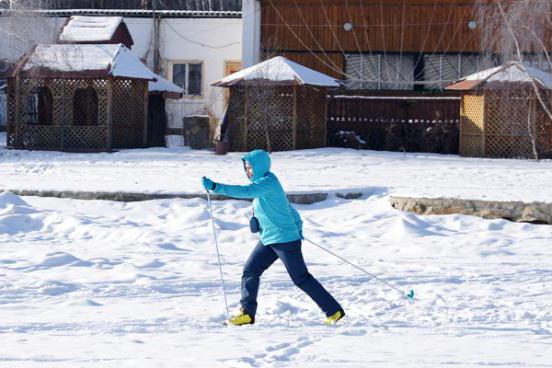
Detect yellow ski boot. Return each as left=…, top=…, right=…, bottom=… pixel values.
left=324, top=309, right=345, bottom=325
left=224, top=310, right=255, bottom=326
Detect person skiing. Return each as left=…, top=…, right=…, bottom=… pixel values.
left=202, top=149, right=344, bottom=326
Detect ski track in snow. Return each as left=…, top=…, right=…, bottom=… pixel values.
left=0, top=191, right=551, bottom=367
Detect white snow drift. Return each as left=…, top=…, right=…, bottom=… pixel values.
left=0, top=192, right=551, bottom=367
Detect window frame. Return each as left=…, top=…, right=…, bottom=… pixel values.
left=169, top=60, right=203, bottom=97
left=345, top=52, right=416, bottom=91
left=422, top=52, right=499, bottom=90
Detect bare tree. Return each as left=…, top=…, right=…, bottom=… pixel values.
left=477, top=0, right=552, bottom=159
left=0, top=0, right=59, bottom=66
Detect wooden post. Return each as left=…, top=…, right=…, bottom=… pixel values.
left=143, top=80, right=149, bottom=147
left=243, top=86, right=249, bottom=151
left=14, top=76, right=21, bottom=148
left=292, top=85, right=297, bottom=149
left=106, top=78, right=113, bottom=150
left=323, top=88, right=328, bottom=147
left=459, top=94, right=464, bottom=156
left=481, top=93, right=486, bottom=156
left=60, top=81, right=66, bottom=150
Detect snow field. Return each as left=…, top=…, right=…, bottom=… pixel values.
left=1, top=191, right=551, bottom=367
left=2, top=132, right=552, bottom=203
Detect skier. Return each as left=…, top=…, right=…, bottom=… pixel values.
left=202, top=149, right=345, bottom=326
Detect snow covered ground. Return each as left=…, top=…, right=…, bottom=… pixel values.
left=1, top=191, right=551, bottom=367
left=2, top=132, right=552, bottom=203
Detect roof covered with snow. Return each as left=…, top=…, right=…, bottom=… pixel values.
left=20, top=44, right=156, bottom=80
left=59, top=16, right=129, bottom=44
left=447, top=62, right=552, bottom=90
left=149, top=73, right=184, bottom=97
left=5, top=0, right=242, bottom=12
left=213, top=56, right=340, bottom=88
left=0, top=0, right=242, bottom=18
left=0, top=8, right=242, bottom=18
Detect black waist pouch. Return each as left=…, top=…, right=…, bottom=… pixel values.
left=249, top=216, right=260, bottom=233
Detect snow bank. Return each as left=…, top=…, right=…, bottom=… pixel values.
left=1, top=145, right=552, bottom=203
left=0, top=191, right=42, bottom=234
left=0, top=194, right=550, bottom=366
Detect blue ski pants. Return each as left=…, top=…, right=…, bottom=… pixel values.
left=240, top=239, right=342, bottom=317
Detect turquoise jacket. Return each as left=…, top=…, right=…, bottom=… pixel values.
left=212, top=150, right=302, bottom=246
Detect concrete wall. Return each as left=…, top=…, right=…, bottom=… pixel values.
left=241, top=0, right=261, bottom=68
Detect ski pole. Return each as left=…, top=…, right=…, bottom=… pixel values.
left=206, top=190, right=231, bottom=321
left=303, top=237, right=415, bottom=302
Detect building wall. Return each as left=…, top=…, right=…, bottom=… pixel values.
left=256, top=0, right=552, bottom=82
left=118, top=18, right=243, bottom=129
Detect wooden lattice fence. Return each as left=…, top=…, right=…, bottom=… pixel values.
left=225, top=85, right=326, bottom=152
left=327, top=92, right=460, bottom=153
left=459, top=87, right=552, bottom=159
left=7, top=77, right=147, bottom=151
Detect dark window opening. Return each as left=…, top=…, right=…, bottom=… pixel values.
left=24, top=86, right=53, bottom=125
left=73, top=86, right=98, bottom=126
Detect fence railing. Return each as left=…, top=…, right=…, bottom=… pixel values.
left=327, top=91, right=461, bottom=154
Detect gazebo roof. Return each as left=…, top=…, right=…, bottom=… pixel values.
left=59, top=16, right=131, bottom=44
left=149, top=74, right=184, bottom=99
left=447, top=62, right=552, bottom=90
left=17, top=43, right=156, bottom=79
left=212, top=56, right=340, bottom=87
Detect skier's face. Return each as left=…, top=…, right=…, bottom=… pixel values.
left=244, top=162, right=253, bottom=179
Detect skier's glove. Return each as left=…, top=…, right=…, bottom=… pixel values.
left=202, top=176, right=216, bottom=191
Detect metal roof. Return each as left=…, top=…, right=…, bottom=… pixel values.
left=0, top=0, right=241, bottom=17
left=0, top=8, right=241, bottom=18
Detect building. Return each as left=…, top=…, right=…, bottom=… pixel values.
left=7, top=44, right=155, bottom=151
left=240, top=0, right=552, bottom=153
left=1, top=0, right=242, bottom=143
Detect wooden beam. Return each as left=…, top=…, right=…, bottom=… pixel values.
left=143, top=80, right=149, bottom=147
left=292, top=85, right=297, bottom=149
left=106, top=78, right=113, bottom=150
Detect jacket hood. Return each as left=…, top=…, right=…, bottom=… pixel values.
left=242, top=150, right=271, bottom=181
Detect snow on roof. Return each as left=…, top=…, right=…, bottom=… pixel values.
left=213, top=56, right=340, bottom=87
left=447, top=62, right=552, bottom=90
left=149, top=74, right=184, bottom=95
left=0, top=9, right=242, bottom=18
left=22, top=44, right=156, bottom=80
left=59, top=16, right=124, bottom=43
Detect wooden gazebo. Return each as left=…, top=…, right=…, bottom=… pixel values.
left=213, top=56, right=340, bottom=152
left=447, top=62, right=552, bottom=159
left=6, top=43, right=159, bottom=151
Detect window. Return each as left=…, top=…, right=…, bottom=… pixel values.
left=73, top=86, right=98, bottom=126
left=345, top=54, right=415, bottom=90
left=172, top=62, right=202, bottom=96
left=424, top=54, right=497, bottom=89
left=24, top=86, right=53, bottom=125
